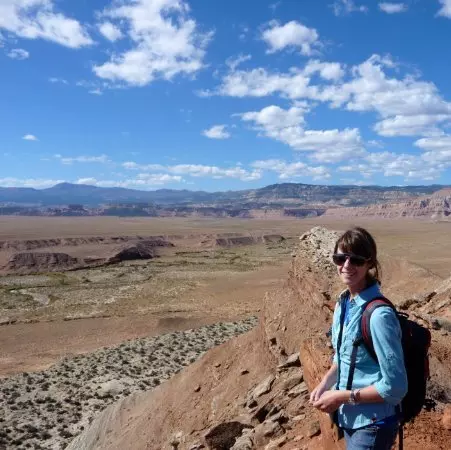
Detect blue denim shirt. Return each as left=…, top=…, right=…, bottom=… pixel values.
left=331, top=282, right=408, bottom=429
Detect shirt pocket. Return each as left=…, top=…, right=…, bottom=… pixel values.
left=354, top=337, right=375, bottom=367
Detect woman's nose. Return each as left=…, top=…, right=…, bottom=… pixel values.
left=343, top=257, right=352, bottom=268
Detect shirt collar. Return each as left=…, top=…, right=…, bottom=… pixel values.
left=339, top=281, right=381, bottom=307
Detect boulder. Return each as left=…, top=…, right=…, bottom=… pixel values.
left=251, top=375, right=275, bottom=399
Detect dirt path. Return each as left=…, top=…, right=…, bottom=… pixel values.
left=0, top=263, right=289, bottom=376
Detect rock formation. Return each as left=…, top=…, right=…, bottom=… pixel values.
left=324, top=189, right=451, bottom=220
left=4, top=252, right=82, bottom=273
left=67, top=227, right=451, bottom=450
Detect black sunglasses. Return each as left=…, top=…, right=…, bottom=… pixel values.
left=332, top=253, right=370, bottom=267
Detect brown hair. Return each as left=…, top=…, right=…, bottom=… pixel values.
left=334, top=227, right=381, bottom=284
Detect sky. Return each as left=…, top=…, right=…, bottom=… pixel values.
left=1, top=0, right=451, bottom=192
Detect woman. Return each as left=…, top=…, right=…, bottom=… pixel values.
left=309, top=227, right=407, bottom=450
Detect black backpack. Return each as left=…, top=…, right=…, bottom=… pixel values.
left=360, top=297, right=431, bottom=425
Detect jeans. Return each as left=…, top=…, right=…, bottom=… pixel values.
left=343, top=421, right=399, bottom=450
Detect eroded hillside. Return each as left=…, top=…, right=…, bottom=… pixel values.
left=66, top=227, right=451, bottom=450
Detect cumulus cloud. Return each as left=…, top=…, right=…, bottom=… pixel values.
left=240, top=104, right=365, bottom=163
left=213, top=55, right=451, bottom=137
left=93, top=0, right=212, bottom=87
left=122, top=161, right=261, bottom=181
left=331, top=0, right=369, bottom=16
left=208, top=53, right=451, bottom=159
left=261, top=20, right=320, bottom=56
left=251, top=159, right=330, bottom=180
left=204, top=67, right=311, bottom=99
left=314, top=55, right=451, bottom=136
left=374, top=114, right=450, bottom=137
left=7, top=48, right=29, bottom=60
left=98, top=21, right=123, bottom=42
left=202, top=125, right=231, bottom=139
left=304, top=60, right=345, bottom=81
left=338, top=150, right=448, bottom=181
left=438, top=0, right=451, bottom=18
left=415, top=135, right=451, bottom=151
left=77, top=174, right=183, bottom=187
left=22, top=134, right=38, bottom=141
left=0, top=0, right=93, bottom=48
left=378, top=3, right=408, bottom=14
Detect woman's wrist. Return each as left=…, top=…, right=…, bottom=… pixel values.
left=340, top=390, right=352, bottom=404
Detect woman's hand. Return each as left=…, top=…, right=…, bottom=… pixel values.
left=312, top=390, right=348, bottom=414
left=309, top=382, right=328, bottom=403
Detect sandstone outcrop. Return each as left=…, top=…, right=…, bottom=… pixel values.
left=67, top=227, right=451, bottom=450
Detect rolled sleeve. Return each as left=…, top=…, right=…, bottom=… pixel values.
left=370, top=307, right=408, bottom=405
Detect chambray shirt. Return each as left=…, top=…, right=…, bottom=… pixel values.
left=331, top=282, right=408, bottom=429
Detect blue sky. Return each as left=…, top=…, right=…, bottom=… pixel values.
left=1, top=0, right=451, bottom=191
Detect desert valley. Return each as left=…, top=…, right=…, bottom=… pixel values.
left=0, top=207, right=450, bottom=449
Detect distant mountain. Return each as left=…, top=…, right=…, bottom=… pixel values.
left=0, top=182, right=447, bottom=208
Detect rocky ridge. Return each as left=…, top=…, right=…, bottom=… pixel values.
left=66, top=227, right=451, bottom=450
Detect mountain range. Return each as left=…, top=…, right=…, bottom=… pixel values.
left=0, top=182, right=446, bottom=208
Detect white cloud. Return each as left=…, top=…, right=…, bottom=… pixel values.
left=338, top=150, right=447, bottom=181
left=88, top=88, right=103, bottom=96
left=76, top=178, right=98, bottom=186
left=7, top=48, right=29, bottom=60
left=98, top=21, right=123, bottom=42
left=251, top=159, right=331, bottom=180
left=0, top=177, right=64, bottom=188
left=240, top=104, right=307, bottom=132
left=240, top=104, right=365, bottom=163
left=49, top=77, right=68, bottom=84
left=22, top=134, right=38, bottom=141
left=202, top=125, right=231, bottom=139
left=122, top=161, right=261, bottom=181
left=207, top=67, right=311, bottom=99
left=56, top=154, right=109, bottom=165
left=415, top=135, right=451, bottom=151
left=93, top=0, right=212, bottom=87
left=314, top=55, right=451, bottom=137
left=77, top=174, right=183, bottom=188
left=261, top=20, right=320, bottom=56
left=438, top=0, right=451, bottom=18
left=122, top=162, right=165, bottom=171
left=225, top=53, right=251, bottom=71
left=378, top=3, right=408, bottom=14
left=304, top=60, right=345, bottom=81
left=167, top=164, right=261, bottom=181
left=0, top=0, right=93, bottom=48
left=374, top=114, right=450, bottom=137
left=331, top=0, right=369, bottom=16
left=209, top=54, right=451, bottom=140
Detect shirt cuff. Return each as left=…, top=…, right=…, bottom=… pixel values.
left=374, top=379, right=404, bottom=405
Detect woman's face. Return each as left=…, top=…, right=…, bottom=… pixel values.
left=336, top=246, right=371, bottom=291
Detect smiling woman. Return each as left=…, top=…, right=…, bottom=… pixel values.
left=310, top=227, right=407, bottom=450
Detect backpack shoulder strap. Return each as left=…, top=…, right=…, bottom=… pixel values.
left=361, top=296, right=396, bottom=360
